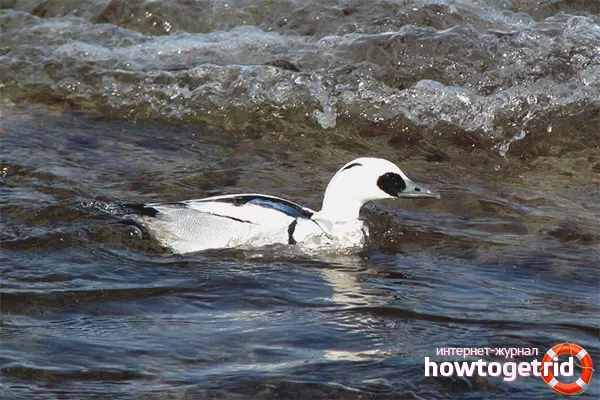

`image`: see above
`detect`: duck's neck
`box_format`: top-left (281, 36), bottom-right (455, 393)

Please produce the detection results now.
top-left (313, 196), bottom-right (364, 223)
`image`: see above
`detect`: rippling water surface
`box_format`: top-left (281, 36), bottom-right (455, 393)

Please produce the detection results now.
top-left (1, 1), bottom-right (599, 399)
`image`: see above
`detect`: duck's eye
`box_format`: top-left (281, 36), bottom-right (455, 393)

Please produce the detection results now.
top-left (414, 187), bottom-right (421, 192)
top-left (377, 172), bottom-right (407, 196)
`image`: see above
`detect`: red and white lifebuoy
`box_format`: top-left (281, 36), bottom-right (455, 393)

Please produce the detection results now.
top-left (541, 343), bottom-right (594, 395)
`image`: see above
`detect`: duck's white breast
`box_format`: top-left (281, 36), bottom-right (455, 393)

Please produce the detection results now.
top-left (292, 219), bottom-right (368, 253)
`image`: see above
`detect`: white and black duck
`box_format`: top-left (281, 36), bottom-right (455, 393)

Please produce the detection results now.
top-left (124, 157), bottom-right (440, 254)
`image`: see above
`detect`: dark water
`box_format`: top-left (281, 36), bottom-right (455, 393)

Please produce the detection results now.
top-left (1, 1), bottom-right (600, 399)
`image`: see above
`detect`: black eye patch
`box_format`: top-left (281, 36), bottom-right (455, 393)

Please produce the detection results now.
top-left (377, 172), bottom-right (406, 196)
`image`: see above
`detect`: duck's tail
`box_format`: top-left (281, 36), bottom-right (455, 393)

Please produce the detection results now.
top-left (120, 203), bottom-right (160, 217)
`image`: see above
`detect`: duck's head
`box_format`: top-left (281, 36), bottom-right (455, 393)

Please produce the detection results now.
top-left (315, 157), bottom-right (440, 222)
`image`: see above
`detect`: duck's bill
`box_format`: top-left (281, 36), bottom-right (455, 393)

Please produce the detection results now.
top-left (397, 181), bottom-right (441, 199)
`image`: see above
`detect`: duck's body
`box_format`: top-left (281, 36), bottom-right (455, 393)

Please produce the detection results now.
top-left (126, 193), bottom-right (365, 253)
top-left (125, 158), bottom-right (439, 254)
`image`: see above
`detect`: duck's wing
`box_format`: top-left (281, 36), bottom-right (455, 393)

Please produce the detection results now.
top-left (181, 193), bottom-right (316, 219)
top-left (123, 194), bottom-right (316, 253)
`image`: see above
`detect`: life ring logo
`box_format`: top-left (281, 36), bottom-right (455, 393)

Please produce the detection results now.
top-left (541, 343), bottom-right (594, 396)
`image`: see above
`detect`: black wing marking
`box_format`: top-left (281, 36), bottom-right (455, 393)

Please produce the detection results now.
top-left (205, 212), bottom-right (254, 224)
top-left (210, 195), bottom-right (313, 219)
top-left (287, 220), bottom-right (298, 245)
